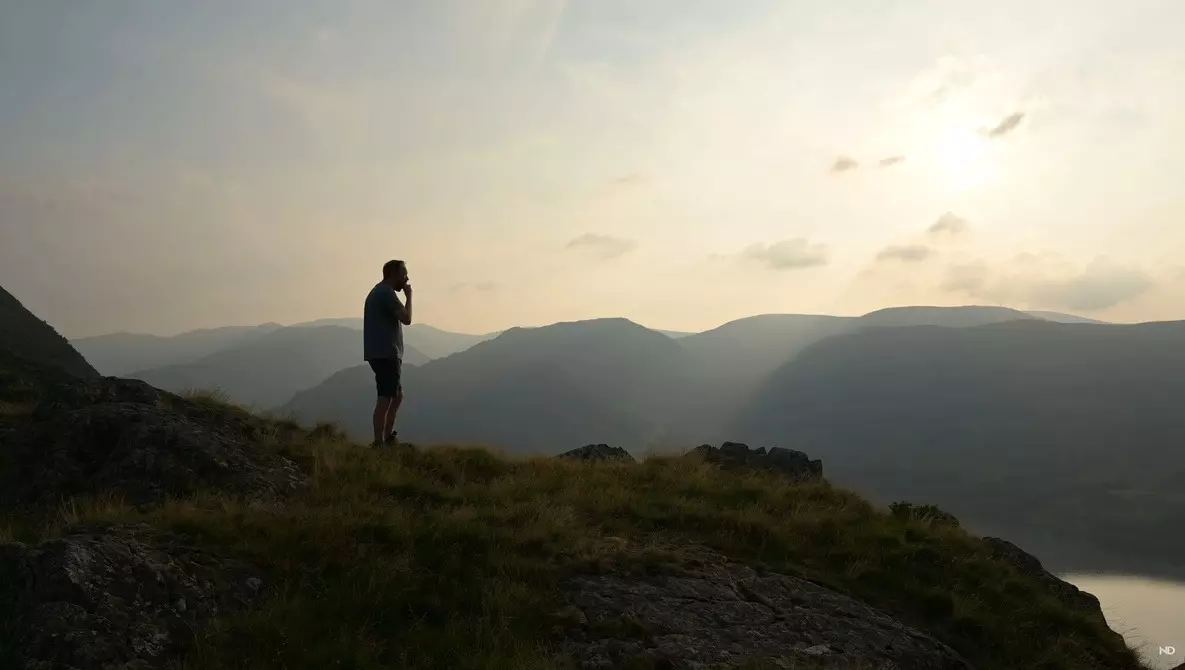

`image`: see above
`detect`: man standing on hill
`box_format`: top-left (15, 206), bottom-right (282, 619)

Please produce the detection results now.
top-left (364, 259), bottom-right (412, 448)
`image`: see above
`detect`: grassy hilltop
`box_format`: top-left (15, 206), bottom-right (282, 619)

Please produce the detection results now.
top-left (1, 390), bottom-right (1144, 669)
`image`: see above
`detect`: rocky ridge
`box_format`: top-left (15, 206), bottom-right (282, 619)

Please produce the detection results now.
top-left (554, 545), bottom-right (974, 670)
top-left (1, 376), bottom-right (306, 510)
top-left (691, 441), bottom-right (824, 480)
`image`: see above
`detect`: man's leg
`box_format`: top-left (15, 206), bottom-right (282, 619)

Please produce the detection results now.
top-left (383, 387), bottom-right (403, 445)
top-left (373, 396), bottom-right (394, 446)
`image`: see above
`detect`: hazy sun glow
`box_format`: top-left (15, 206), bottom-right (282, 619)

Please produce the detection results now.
top-left (933, 126), bottom-right (999, 193)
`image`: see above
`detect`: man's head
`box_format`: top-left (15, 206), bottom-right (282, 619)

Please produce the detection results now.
top-left (382, 260), bottom-right (409, 289)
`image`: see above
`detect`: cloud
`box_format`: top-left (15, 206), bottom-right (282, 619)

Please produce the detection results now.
top-left (830, 156), bottom-right (859, 173)
top-left (876, 244), bottom-right (933, 263)
top-left (942, 257), bottom-right (1153, 311)
top-left (927, 212), bottom-right (971, 237)
top-left (566, 233), bottom-right (637, 259)
top-left (741, 238), bottom-right (829, 270)
top-left (610, 173), bottom-right (647, 187)
top-left (877, 156), bottom-right (906, 168)
top-left (980, 112), bottom-right (1025, 138)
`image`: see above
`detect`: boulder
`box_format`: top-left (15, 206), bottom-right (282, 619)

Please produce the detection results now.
top-left (0, 523), bottom-right (263, 669)
top-left (557, 444), bottom-right (636, 463)
top-left (690, 441), bottom-right (822, 480)
top-left (0, 376), bottom-right (306, 510)
top-left (553, 545), bottom-right (973, 669)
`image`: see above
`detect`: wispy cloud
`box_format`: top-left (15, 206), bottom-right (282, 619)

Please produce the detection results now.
top-left (741, 238), bottom-right (829, 270)
top-left (566, 233), bottom-right (637, 259)
top-left (610, 173), bottom-right (647, 187)
top-left (928, 212), bottom-right (971, 237)
top-left (876, 244), bottom-right (933, 263)
top-left (830, 156), bottom-right (859, 173)
top-left (981, 112), bottom-right (1025, 138)
top-left (877, 156), bottom-right (906, 168)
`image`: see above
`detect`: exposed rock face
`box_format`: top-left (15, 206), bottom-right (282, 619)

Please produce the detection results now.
top-left (0, 523), bottom-right (263, 670)
top-left (553, 546), bottom-right (973, 669)
top-left (690, 441), bottom-right (823, 480)
top-left (0, 376), bottom-right (305, 510)
top-left (557, 444), bottom-right (636, 463)
top-left (980, 537), bottom-right (1121, 642)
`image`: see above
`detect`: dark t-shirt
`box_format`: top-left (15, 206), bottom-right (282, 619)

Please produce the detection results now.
top-left (363, 283), bottom-right (406, 361)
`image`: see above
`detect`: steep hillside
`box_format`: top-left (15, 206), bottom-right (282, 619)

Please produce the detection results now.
top-left (72, 323), bottom-right (283, 376)
top-left (0, 285), bottom-right (97, 380)
top-left (131, 326), bottom-right (428, 409)
top-left (672, 314), bottom-right (853, 442)
top-left (731, 319), bottom-right (1185, 578)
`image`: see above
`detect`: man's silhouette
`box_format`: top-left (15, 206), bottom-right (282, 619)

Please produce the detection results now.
top-left (363, 260), bottom-right (412, 447)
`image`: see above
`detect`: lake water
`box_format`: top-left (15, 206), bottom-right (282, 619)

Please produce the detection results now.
top-left (1062, 574), bottom-right (1184, 669)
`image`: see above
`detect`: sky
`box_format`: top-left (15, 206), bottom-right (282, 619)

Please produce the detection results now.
top-left (2, 0), bottom-right (1184, 338)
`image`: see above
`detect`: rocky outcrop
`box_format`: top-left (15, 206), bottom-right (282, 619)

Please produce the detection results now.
top-left (0, 523), bottom-right (263, 669)
top-left (980, 537), bottom-right (1121, 642)
top-left (557, 444), bottom-right (636, 463)
top-left (553, 546), bottom-right (973, 669)
top-left (690, 441), bottom-right (823, 480)
top-left (0, 376), bottom-right (305, 510)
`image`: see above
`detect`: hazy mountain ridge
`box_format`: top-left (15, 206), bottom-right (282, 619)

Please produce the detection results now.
top-left (73, 320), bottom-right (496, 376)
top-left (130, 326), bottom-right (428, 409)
top-left (72, 323), bottom-right (285, 376)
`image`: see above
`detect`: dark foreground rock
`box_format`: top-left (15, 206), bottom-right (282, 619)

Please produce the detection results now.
top-left (557, 444), bottom-right (636, 463)
top-left (981, 537), bottom-right (1122, 642)
top-left (0, 523), bottom-right (264, 669)
top-left (690, 441), bottom-right (823, 480)
top-left (553, 546), bottom-right (973, 669)
top-left (0, 376), bottom-right (305, 510)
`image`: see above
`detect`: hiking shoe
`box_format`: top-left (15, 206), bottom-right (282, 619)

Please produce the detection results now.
top-left (383, 432), bottom-right (398, 448)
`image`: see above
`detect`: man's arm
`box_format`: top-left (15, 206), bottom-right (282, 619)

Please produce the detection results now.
top-left (400, 285), bottom-right (413, 325)
top-left (384, 289), bottom-right (410, 326)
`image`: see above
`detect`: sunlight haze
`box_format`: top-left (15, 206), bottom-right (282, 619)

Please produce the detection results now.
top-left (3, 0), bottom-right (1184, 337)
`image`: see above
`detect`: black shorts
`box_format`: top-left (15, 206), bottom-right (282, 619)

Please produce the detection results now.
top-left (367, 358), bottom-right (402, 398)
